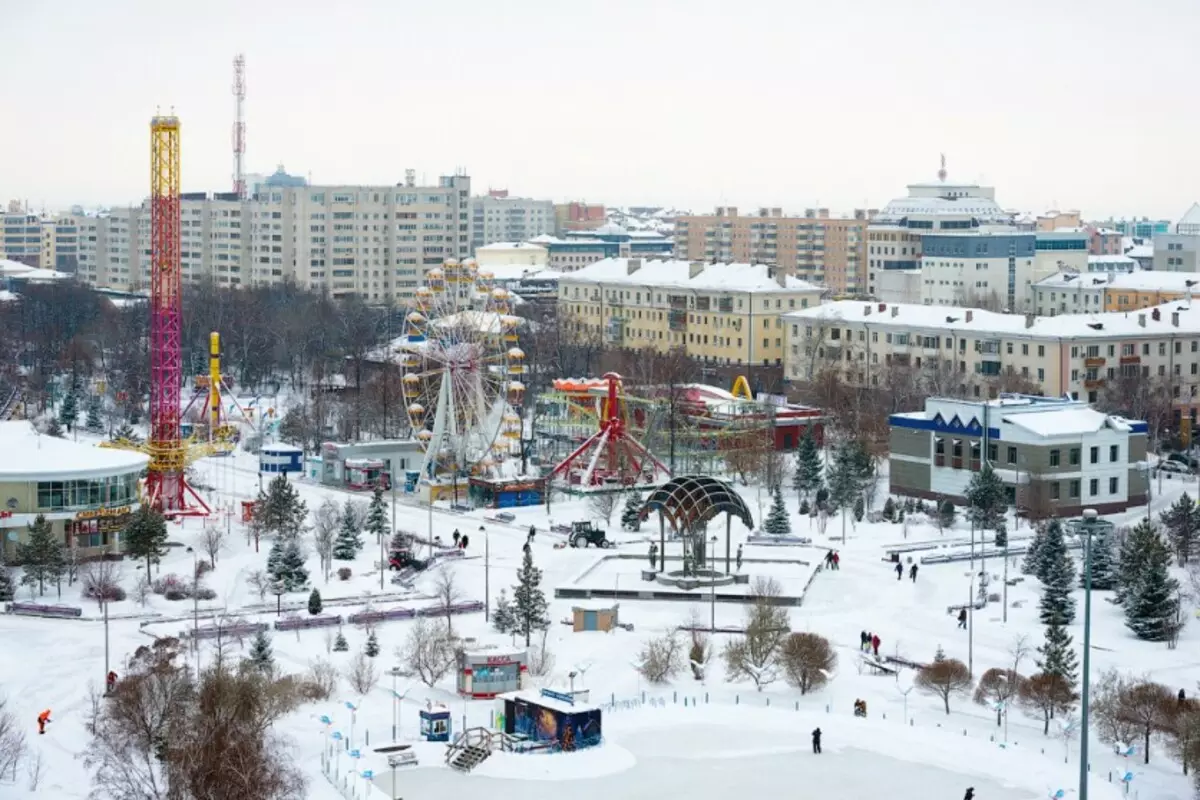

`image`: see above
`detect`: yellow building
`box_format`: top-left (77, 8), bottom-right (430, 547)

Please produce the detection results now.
top-left (1101, 271), bottom-right (1200, 312)
top-left (557, 258), bottom-right (826, 367)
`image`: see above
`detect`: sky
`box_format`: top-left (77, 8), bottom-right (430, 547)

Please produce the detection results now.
top-left (3, 0), bottom-right (1198, 220)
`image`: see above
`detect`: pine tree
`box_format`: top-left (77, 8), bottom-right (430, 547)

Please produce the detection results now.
top-left (966, 462), bottom-right (1006, 535)
top-left (1080, 526), bottom-right (1118, 590)
top-left (58, 390), bottom-right (78, 431)
top-left (266, 537), bottom-right (285, 581)
top-left (0, 566), bottom-right (14, 601)
top-left (1039, 523), bottom-right (1076, 626)
top-left (276, 537), bottom-right (309, 591)
top-left (85, 395), bottom-right (103, 433)
top-left (1116, 520), bottom-right (1155, 606)
top-left (123, 506), bottom-right (167, 576)
top-left (853, 495), bottom-right (865, 523)
top-left (994, 521), bottom-right (1008, 550)
top-left (1035, 520), bottom-right (1067, 584)
top-left (332, 502), bottom-right (362, 560)
top-left (308, 588), bottom-right (323, 615)
top-left (365, 486), bottom-right (388, 542)
top-left (389, 530), bottom-right (410, 560)
top-left (45, 416), bottom-right (64, 438)
top-left (799, 498), bottom-right (811, 516)
top-left (113, 423), bottom-right (141, 444)
top-left (512, 547), bottom-right (550, 646)
top-left (364, 630), bottom-right (380, 658)
top-left (1022, 524), bottom-right (1047, 575)
top-left (814, 485), bottom-right (829, 512)
top-left (16, 515), bottom-right (64, 596)
top-left (1160, 494), bottom-right (1200, 565)
top-left (938, 499), bottom-right (955, 530)
top-left (247, 630), bottom-right (274, 673)
top-left (792, 429), bottom-right (823, 501)
top-left (492, 588), bottom-right (516, 634)
top-left (333, 631), bottom-right (349, 652)
top-left (882, 497), bottom-right (896, 522)
top-left (1124, 524), bottom-right (1180, 641)
top-left (257, 475), bottom-right (308, 539)
top-left (620, 492), bottom-right (644, 532)
top-left (1037, 623), bottom-right (1079, 687)
top-left (762, 485), bottom-right (791, 535)
top-left (827, 442), bottom-right (863, 537)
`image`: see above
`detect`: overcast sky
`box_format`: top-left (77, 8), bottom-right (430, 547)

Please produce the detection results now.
top-left (3, 0), bottom-right (1197, 220)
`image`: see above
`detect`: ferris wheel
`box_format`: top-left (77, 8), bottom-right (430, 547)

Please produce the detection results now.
top-left (399, 259), bottom-right (526, 479)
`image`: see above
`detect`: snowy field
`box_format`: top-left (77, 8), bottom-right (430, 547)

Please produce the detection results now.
top-left (1, 435), bottom-right (1199, 799)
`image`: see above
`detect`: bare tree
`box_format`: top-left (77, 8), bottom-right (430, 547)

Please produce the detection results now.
top-left (345, 651), bottom-right (380, 695)
top-left (1165, 697), bottom-right (1200, 775)
top-left (527, 625), bottom-right (556, 683)
top-left (303, 658), bottom-right (338, 701)
top-left (636, 631), bottom-right (684, 684)
top-left (81, 558), bottom-right (124, 606)
top-left (1020, 672), bottom-right (1078, 735)
top-left (432, 568), bottom-right (463, 635)
top-left (396, 617), bottom-right (456, 688)
top-left (1111, 679), bottom-right (1176, 764)
top-left (207, 614), bottom-right (250, 671)
top-left (246, 569), bottom-right (272, 602)
top-left (722, 577), bottom-right (790, 691)
top-left (779, 632), bottom-right (837, 695)
top-left (588, 493), bottom-right (617, 526)
top-left (916, 657), bottom-right (973, 714)
top-left (133, 573), bottom-right (152, 606)
top-left (25, 750), bottom-right (42, 792)
top-left (312, 499), bottom-right (340, 583)
top-left (0, 697), bottom-right (26, 782)
top-left (200, 525), bottom-right (226, 568)
top-left (973, 668), bottom-right (1027, 726)
top-left (685, 611), bottom-right (711, 681)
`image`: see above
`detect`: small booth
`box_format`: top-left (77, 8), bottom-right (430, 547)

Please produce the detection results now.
top-left (468, 476), bottom-right (547, 509)
top-left (344, 458), bottom-right (390, 491)
top-left (241, 500), bottom-right (257, 523)
top-left (457, 649), bottom-right (527, 699)
top-left (259, 444), bottom-right (303, 475)
top-left (419, 702), bottom-right (451, 742)
top-left (572, 603), bottom-right (619, 632)
top-left (495, 689), bottom-right (603, 752)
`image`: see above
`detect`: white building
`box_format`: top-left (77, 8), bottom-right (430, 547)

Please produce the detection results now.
top-left (874, 268), bottom-right (921, 304)
top-left (470, 193), bottom-right (555, 252)
top-left (474, 242), bottom-right (550, 285)
top-left (918, 230), bottom-right (1039, 311)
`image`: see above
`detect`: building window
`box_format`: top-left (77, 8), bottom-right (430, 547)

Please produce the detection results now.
top-left (1069, 479), bottom-right (1080, 498)
top-left (1089, 446), bottom-right (1099, 464)
top-left (1109, 476), bottom-right (1119, 494)
top-left (1050, 482), bottom-right (1061, 500)
top-left (1049, 449), bottom-right (1060, 467)
top-left (1069, 448), bottom-right (1080, 466)
top-left (987, 443), bottom-right (997, 461)
top-left (1109, 444), bottom-right (1119, 462)
top-left (1007, 446), bottom-right (1017, 464)
top-left (1089, 478), bottom-right (1099, 496)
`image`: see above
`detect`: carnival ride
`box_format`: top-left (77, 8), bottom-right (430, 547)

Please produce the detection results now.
top-left (179, 331), bottom-right (266, 455)
top-left (396, 259), bottom-right (524, 480)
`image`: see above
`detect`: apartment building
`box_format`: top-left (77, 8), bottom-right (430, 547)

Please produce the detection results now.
top-left (530, 227), bottom-right (673, 273)
top-left (1, 209), bottom-right (41, 267)
top-left (470, 191), bottom-right (554, 251)
top-left (675, 207), bottom-right (868, 294)
top-left (555, 202), bottom-right (606, 233)
top-left (1154, 203), bottom-right (1200, 272)
top-left (72, 174), bottom-right (471, 301)
top-left (1033, 270), bottom-right (1200, 316)
top-left (39, 216), bottom-right (81, 273)
top-left (889, 395), bottom-right (1148, 516)
top-left (557, 258), bottom-right (825, 367)
top-left (785, 299), bottom-right (1200, 424)
top-left (919, 231), bottom-right (1037, 311)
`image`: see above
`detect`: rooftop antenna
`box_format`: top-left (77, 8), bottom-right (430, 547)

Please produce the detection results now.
top-left (232, 54), bottom-right (246, 200)
top-left (937, 153), bottom-right (947, 182)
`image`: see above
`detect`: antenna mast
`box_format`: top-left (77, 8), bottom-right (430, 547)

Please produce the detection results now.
top-left (232, 54), bottom-right (246, 199)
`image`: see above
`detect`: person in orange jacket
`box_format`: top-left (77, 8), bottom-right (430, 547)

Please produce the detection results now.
top-left (37, 709), bottom-right (51, 735)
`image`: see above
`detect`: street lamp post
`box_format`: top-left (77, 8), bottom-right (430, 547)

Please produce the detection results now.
top-left (709, 534), bottom-right (719, 633)
top-left (185, 546), bottom-right (200, 677)
top-left (1078, 508), bottom-right (1099, 800)
top-left (481, 525), bottom-right (490, 622)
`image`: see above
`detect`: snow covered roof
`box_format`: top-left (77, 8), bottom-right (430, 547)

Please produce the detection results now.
top-left (0, 421), bottom-right (149, 481)
top-left (1125, 243), bottom-right (1153, 259)
top-left (0, 260), bottom-right (69, 282)
top-left (785, 298), bottom-right (1200, 340)
top-left (1177, 202), bottom-right (1200, 230)
top-left (1035, 270), bottom-right (1200, 293)
top-left (476, 242), bottom-right (547, 253)
top-left (561, 258), bottom-right (823, 293)
top-left (478, 263), bottom-right (544, 281)
top-left (874, 196), bottom-right (1010, 223)
top-left (591, 222), bottom-right (627, 236)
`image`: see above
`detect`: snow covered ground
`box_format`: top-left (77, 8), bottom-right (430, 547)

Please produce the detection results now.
top-left (2, 436), bottom-right (1199, 800)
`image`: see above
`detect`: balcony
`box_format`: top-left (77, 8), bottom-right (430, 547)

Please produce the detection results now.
top-left (668, 309), bottom-right (688, 332)
top-left (1084, 379), bottom-right (1106, 390)
top-left (1084, 357), bottom-right (1106, 368)
top-left (1119, 355), bottom-right (1141, 365)
top-left (668, 295), bottom-right (688, 310)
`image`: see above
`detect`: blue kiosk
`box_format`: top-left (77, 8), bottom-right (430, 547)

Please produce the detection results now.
top-left (259, 444), bottom-right (303, 475)
top-left (420, 703), bottom-right (451, 742)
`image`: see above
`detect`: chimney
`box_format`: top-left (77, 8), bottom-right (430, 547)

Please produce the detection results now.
top-left (627, 258), bottom-right (642, 275)
top-left (966, 310), bottom-right (974, 323)
top-left (1138, 313), bottom-right (1146, 327)
top-left (891, 305), bottom-right (899, 318)
top-left (1152, 308), bottom-right (1161, 322)
top-left (1025, 313), bottom-right (1035, 329)
top-left (688, 261), bottom-right (704, 279)
top-left (864, 304), bottom-right (872, 316)
top-left (1173, 311), bottom-right (1180, 327)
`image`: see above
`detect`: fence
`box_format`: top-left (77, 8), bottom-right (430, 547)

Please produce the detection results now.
top-left (274, 614), bottom-right (344, 631)
top-left (185, 621), bottom-right (269, 640)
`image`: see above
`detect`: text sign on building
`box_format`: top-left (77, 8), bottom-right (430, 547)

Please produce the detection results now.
top-left (485, 656), bottom-right (516, 666)
top-left (76, 505), bottom-right (131, 521)
top-left (540, 688), bottom-right (575, 706)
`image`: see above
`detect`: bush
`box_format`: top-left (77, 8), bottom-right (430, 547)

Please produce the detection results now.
top-left (152, 573), bottom-right (188, 596)
top-left (163, 588), bottom-right (189, 601)
top-left (337, 567), bottom-right (352, 581)
top-left (84, 584), bottom-right (127, 603)
top-left (193, 587), bottom-right (217, 601)
top-left (194, 560), bottom-right (213, 578)
top-left (636, 632), bottom-right (683, 684)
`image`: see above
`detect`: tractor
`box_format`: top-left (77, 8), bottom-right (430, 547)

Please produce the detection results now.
top-left (567, 521), bottom-right (613, 549)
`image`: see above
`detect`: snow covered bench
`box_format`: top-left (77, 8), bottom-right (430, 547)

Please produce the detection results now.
top-left (186, 621), bottom-right (268, 640)
top-left (348, 607), bottom-right (417, 625)
top-left (861, 656), bottom-right (896, 675)
top-left (6, 602), bottom-right (83, 619)
top-left (274, 614), bottom-right (343, 631)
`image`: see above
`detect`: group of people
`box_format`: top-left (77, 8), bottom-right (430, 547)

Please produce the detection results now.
top-left (859, 631), bottom-right (881, 657)
top-left (822, 550), bottom-right (841, 570)
top-left (450, 530), bottom-right (470, 549)
top-left (894, 561), bottom-right (918, 581)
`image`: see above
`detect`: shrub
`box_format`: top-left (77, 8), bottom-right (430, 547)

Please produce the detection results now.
top-left (194, 560), bottom-right (213, 578)
top-left (84, 584), bottom-right (127, 603)
top-left (152, 573), bottom-right (188, 596)
top-left (193, 587), bottom-right (217, 601)
top-left (163, 587), bottom-right (190, 601)
top-left (337, 567), bottom-right (352, 581)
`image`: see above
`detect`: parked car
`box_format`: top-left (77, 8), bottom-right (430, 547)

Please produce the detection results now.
top-left (1157, 460), bottom-right (1192, 475)
top-left (1167, 452), bottom-right (1199, 469)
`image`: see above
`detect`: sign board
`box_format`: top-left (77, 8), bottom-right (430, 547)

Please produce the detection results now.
top-left (485, 656), bottom-right (516, 666)
top-left (75, 505), bottom-right (131, 521)
top-left (540, 688), bottom-right (575, 706)
top-left (0, 511), bottom-right (12, 520)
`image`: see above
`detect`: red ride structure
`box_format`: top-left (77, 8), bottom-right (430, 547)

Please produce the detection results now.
top-left (148, 114), bottom-right (208, 516)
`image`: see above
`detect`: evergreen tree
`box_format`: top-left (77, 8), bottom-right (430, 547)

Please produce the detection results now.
top-left (364, 630), bottom-right (380, 658)
top-left (850, 438), bottom-right (875, 493)
top-left (1116, 520), bottom-right (1155, 606)
top-left (58, 390), bottom-right (79, 431)
top-left (492, 588), bottom-right (516, 634)
top-left (1037, 623), bottom-right (1079, 687)
top-left (853, 495), bottom-right (865, 523)
top-left (113, 423), bottom-right (141, 444)
top-left (762, 485), bottom-right (791, 535)
top-left (45, 416), bottom-right (64, 438)
top-left (247, 630), bottom-right (274, 673)
top-left (1038, 522), bottom-right (1076, 626)
top-left (882, 497), bottom-right (896, 522)
top-left (123, 506), bottom-right (168, 576)
top-left (938, 499), bottom-right (956, 530)
top-left (332, 502), bottom-right (362, 560)
top-left (1124, 524), bottom-right (1180, 641)
top-left (512, 547), bottom-right (550, 646)
top-left (308, 588), bottom-right (323, 615)
top-left (827, 442), bottom-right (863, 537)
top-left (1022, 524), bottom-right (1047, 575)
top-left (792, 428), bottom-right (823, 501)
top-left (0, 566), bottom-right (14, 601)
top-left (256, 475), bottom-right (308, 539)
top-left (333, 631), bottom-right (349, 652)
top-left (966, 462), bottom-right (1006, 535)
top-left (1080, 525), bottom-right (1118, 590)
top-left (799, 498), bottom-right (811, 516)
top-left (365, 486), bottom-right (388, 542)
top-left (16, 515), bottom-right (65, 597)
top-left (814, 485), bottom-right (829, 512)
top-left (85, 395), bottom-right (103, 433)
top-left (266, 537), bottom-right (285, 581)
top-left (994, 521), bottom-right (1008, 550)
top-left (1160, 494), bottom-right (1200, 565)
top-left (620, 492), bottom-right (644, 532)
top-left (275, 537), bottom-right (309, 591)
top-left (1035, 520), bottom-right (1067, 584)
top-left (389, 530), bottom-right (410, 559)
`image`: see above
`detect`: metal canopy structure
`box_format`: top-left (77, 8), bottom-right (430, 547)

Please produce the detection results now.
top-left (639, 474), bottom-right (753, 574)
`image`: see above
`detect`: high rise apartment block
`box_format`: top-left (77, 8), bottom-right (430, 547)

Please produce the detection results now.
top-left (470, 190), bottom-right (554, 251)
top-left (674, 207), bottom-right (869, 294)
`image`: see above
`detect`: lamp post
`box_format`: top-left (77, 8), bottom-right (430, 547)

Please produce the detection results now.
top-left (185, 546), bottom-right (200, 677)
top-left (709, 534), bottom-right (719, 633)
top-left (481, 525), bottom-right (490, 622)
top-left (424, 479), bottom-right (435, 561)
top-left (967, 568), bottom-right (974, 678)
top-left (1078, 508), bottom-right (1100, 800)
top-left (388, 667), bottom-right (407, 742)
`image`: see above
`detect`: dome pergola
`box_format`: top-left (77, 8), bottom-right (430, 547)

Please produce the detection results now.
top-left (638, 475), bottom-right (753, 576)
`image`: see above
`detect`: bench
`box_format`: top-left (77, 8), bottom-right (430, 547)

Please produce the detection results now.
top-left (273, 614), bottom-right (343, 631)
top-left (7, 602), bottom-right (83, 619)
top-left (862, 657), bottom-right (897, 675)
top-left (883, 655), bottom-right (928, 671)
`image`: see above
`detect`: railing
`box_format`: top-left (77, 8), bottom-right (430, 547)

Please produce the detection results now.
top-left (274, 614), bottom-right (343, 631)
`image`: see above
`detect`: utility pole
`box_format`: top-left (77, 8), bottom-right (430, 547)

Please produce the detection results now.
top-left (482, 525), bottom-right (490, 622)
top-left (1079, 508), bottom-right (1098, 800)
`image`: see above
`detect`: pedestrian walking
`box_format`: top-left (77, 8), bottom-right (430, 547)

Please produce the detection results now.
top-left (831, 551), bottom-right (840, 570)
top-left (452, 529), bottom-right (461, 547)
top-left (824, 551), bottom-right (834, 569)
top-left (811, 727), bottom-right (822, 754)
top-left (460, 534), bottom-right (469, 549)
top-left (528, 525), bottom-right (537, 542)
top-left (859, 630), bottom-right (868, 651)
top-left (37, 709), bottom-right (51, 735)
top-left (871, 634), bottom-right (880, 658)
top-left (895, 562), bottom-right (903, 580)
top-left (736, 544), bottom-right (744, 572)
top-left (964, 788), bottom-right (975, 800)
top-left (957, 607), bottom-right (968, 629)
top-left (909, 563), bottom-right (918, 582)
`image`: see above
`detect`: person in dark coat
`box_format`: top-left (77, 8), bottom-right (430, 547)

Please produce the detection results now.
top-left (910, 563), bottom-right (919, 582)
top-left (958, 607), bottom-right (968, 629)
top-left (964, 788), bottom-right (975, 800)
top-left (528, 525), bottom-right (536, 542)
top-left (860, 630), bottom-right (869, 651)
top-left (452, 529), bottom-right (461, 547)
top-left (811, 727), bottom-right (822, 754)
top-left (460, 534), bottom-right (469, 549)
top-left (831, 551), bottom-right (840, 570)
top-left (895, 562), bottom-right (903, 580)
top-left (736, 544), bottom-right (744, 572)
